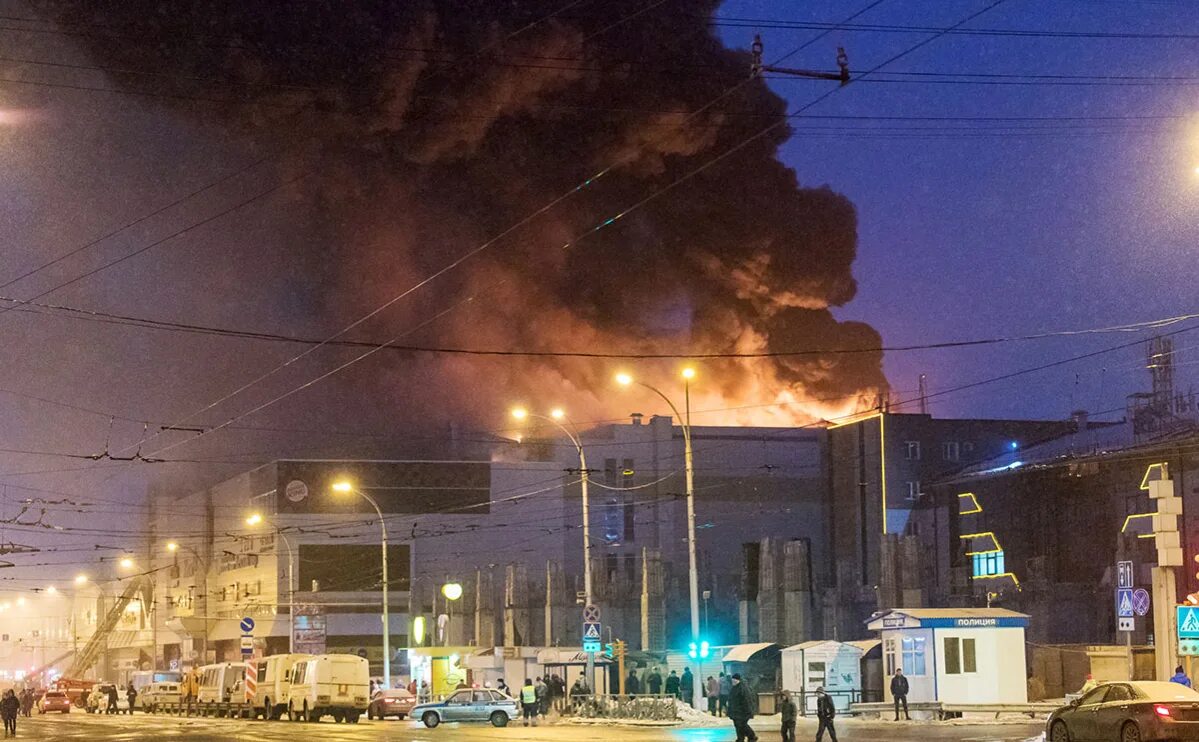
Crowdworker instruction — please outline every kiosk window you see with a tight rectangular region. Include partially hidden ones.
[901,636,926,676]
[944,637,977,674]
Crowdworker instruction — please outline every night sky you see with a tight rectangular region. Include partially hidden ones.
[718,0,1199,420]
[0,0,1195,575]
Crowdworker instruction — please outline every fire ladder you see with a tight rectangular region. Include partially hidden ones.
[63,575,154,679]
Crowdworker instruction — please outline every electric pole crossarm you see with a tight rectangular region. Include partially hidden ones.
[751,35,851,86]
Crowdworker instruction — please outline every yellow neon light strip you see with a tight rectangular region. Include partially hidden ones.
[880,413,888,535]
[965,548,1004,556]
[958,493,982,515]
[1140,463,1167,491]
[973,572,1021,587]
[959,531,1002,552]
[827,412,882,430]
[1121,512,1157,533]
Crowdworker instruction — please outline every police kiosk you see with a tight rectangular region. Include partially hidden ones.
[867,608,1029,708]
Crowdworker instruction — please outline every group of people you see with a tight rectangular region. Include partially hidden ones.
[623,666,695,700]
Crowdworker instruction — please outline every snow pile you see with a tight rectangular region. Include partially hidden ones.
[674,700,725,727]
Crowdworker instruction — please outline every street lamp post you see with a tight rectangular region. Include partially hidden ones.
[245,515,296,652]
[333,481,391,689]
[511,406,596,688]
[617,368,702,709]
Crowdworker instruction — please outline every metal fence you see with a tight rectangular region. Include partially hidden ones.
[570,694,679,721]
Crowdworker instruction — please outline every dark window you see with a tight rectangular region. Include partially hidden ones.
[298,544,410,592]
[904,441,921,460]
[623,495,635,542]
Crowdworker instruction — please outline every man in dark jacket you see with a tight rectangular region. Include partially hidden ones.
[779,690,797,742]
[890,668,910,720]
[626,670,641,696]
[815,686,838,741]
[665,670,680,698]
[680,668,694,705]
[727,673,758,742]
[1,689,18,737]
[646,667,663,695]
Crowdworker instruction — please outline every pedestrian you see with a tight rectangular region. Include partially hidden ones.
[779,690,797,742]
[535,676,549,716]
[570,675,590,713]
[552,674,566,711]
[1172,666,1193,688]
[106,685,118,715]
[681,667,694,704]
[665,670,680,698]
[520,678,539,727]
[727,673,758,742]
[407,678,417,695]
[17,691,29,719]
[647,666,663,695]
[79,688,89,713]
[719,672,732,716]
[890,667,910,721]
[706,675,719,715]
[496,678,509,697]
[815,686,838,742]
[1,689,17,737]
[127,685,138,714]
[626,669,641,696]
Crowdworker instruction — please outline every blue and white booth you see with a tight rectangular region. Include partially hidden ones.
[867,608,1029,707]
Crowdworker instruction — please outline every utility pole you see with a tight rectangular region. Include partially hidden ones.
[1150,462,1182,680]
[751,34,850,85]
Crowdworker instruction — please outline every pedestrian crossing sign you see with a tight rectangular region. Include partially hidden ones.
[1178,606,1199,639]
[1116,589,1134,618]
[583,623,601,640]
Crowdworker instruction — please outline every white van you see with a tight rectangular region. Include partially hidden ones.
[254,653,312,720]
[287,654,369,723]
[197,662,249,705]
[140,681,181,712]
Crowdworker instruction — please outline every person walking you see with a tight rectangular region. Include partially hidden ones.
[520,678,539,727]
[706,675,720,715]
[126,685,138,714]
[17,691,29,719]
[681,667,694,705]
[534,676,549,717]
[727,674,758,742]
[106,685,118,715]
[646,666,663,695]
[815,686,838,742]
[779,690,797,742]
[1,690,18,737]
[569,675,590,713]
[719,672,732,717]
[1171,666,1193,688]
[890,667,910,721]
[665,670,680,699]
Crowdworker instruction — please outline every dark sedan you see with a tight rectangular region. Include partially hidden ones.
[1047,681,1199,741]
[366,688,415,720]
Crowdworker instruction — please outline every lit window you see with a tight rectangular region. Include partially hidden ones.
[972,551,1006,577]
[900,635,926,676]
[904,441,921,460]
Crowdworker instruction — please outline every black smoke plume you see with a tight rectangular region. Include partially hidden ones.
[32,0,887,427]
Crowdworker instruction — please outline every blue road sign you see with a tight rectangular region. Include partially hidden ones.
[583,639,601,653]
[583,622,601,640]
[1117,561,1134,589]
[1178,606,1199,639]
[240,616,255,634]
[1116,589,1134,618]
[1131,588,1150,617]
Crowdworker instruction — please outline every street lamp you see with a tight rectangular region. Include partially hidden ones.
[246,513,296,652]
[616,367,702,709]
[119,557,134,570]
[332,479,391,688]
[511,404,597,687]
[441,582,462,646]
[73,575,87,586]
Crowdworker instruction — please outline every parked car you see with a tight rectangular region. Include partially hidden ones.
[411,688,518,728]
[254,653,313,720]
[1046,680,1199,742]
[37,691,71,714]
[367,688,416,720]
[85,684,130,714]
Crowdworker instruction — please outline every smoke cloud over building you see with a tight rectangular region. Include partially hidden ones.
[34,0,887,426]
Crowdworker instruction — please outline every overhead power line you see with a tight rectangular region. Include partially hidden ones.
[4,294,1196,359]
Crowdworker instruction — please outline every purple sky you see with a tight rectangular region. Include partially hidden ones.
[717,0,1199,420]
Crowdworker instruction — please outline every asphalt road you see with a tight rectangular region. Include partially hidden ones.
[12,712,1046,741]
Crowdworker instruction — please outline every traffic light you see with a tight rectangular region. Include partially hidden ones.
[687,640,710,659]
[603,643,614,659]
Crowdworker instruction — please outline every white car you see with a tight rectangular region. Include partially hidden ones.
[139,682,182,712]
